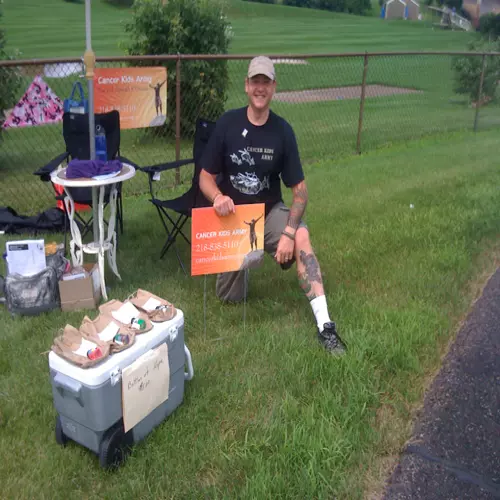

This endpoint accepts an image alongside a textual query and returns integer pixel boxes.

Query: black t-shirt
[201,107,304,214]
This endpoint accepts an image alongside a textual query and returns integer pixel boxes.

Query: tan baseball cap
[247,56,275,81]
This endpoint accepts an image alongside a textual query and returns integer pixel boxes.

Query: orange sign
[94,67,167,129]
[191,204,265,276]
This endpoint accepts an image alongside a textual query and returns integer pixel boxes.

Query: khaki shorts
[215,202,307,303]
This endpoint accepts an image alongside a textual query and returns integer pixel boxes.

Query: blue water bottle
[95,125,107,162]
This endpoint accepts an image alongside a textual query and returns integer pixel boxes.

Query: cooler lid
[48,310,184,387]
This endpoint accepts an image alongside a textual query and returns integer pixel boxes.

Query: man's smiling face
[245,74,276,112]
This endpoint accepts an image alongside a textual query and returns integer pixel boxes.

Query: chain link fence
[1,52,499,215]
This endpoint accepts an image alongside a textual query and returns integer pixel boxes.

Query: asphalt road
[383,268,500,500]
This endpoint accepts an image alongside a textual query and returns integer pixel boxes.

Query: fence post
[356,52,369,155]
[473,54,486,133]
[175,56,181,185]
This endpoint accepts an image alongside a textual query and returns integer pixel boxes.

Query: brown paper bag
[128,289,176,323]
[51,324,110,368]
[80,315,135,354]
[98,299,153,334]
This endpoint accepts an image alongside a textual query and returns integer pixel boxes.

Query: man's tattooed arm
[287,180,308,230]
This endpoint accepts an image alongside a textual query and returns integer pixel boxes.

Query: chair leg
[162,216,189,255]
[159,230,176,259]
[153,204,191,274]
[171,215,190,246]
[174,242,187,276]
[158,226,187,276]
[159,209,190,245]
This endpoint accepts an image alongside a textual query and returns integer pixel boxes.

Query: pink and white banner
[3,75,63,129]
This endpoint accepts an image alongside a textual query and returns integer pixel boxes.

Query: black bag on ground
[0,206,67,235]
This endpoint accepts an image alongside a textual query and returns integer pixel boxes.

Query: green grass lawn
[1,129,500,499]
[2,0,475,59]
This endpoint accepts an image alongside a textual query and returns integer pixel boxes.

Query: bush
[102,0,135,6]
[63,0,84,4]
[242,0,275,3]
[123,0,231,137]
[452,39,500,103]
[479,13,500,41]
[283,0,369,14]
[0,16,22,127]
[283,0,311,7]
[345,0,371,15]
[313,0,346,11]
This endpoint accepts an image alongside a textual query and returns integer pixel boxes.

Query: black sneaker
[318,322,347,355]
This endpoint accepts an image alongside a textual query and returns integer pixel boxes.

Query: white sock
[310,295,331,333]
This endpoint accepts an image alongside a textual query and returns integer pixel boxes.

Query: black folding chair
[139,118,216,274]
[34,110,139,247]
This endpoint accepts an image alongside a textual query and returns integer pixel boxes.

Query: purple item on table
[66,159,122,179]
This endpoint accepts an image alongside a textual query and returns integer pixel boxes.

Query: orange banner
[191,204,265,276]
[94,67,167,129]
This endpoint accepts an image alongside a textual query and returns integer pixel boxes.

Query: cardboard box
[59,263,101,312]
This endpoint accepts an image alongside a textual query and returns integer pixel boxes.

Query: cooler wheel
[55,415,68,447]
[99,424,127,469]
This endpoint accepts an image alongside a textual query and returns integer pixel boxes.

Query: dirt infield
[273,84,423,103]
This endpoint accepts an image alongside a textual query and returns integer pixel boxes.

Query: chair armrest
[33,152,69,181]
[139,158,194,175]
[118,155,140,170]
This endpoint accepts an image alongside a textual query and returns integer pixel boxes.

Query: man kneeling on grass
[199,56,346,355]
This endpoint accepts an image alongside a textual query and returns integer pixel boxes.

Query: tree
[452,39,500,104]
[123,0,231,137]
[478,13,500,41]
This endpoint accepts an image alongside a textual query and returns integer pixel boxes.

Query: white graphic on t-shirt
[230,153,242,166]
[229,148,255,167]
[239,149,255,166]
[230,172,270,195]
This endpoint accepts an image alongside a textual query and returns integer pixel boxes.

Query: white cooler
[48,309,193,468]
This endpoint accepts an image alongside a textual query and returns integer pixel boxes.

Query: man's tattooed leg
[298,250,324,301]
[298,271,316,300]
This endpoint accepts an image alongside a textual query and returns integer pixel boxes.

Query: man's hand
[275,234,295,265]
[213,195,235,217]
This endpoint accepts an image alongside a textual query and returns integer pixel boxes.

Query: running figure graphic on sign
[243,214,263,251]
[150,79,167,116]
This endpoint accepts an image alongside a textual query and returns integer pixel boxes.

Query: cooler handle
[184,344,194,381]
[54,372,83,407]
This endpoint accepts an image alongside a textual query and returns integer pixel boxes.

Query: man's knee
[216,271,247,303]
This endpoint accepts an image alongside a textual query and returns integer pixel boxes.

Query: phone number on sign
[195,241,241,252]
